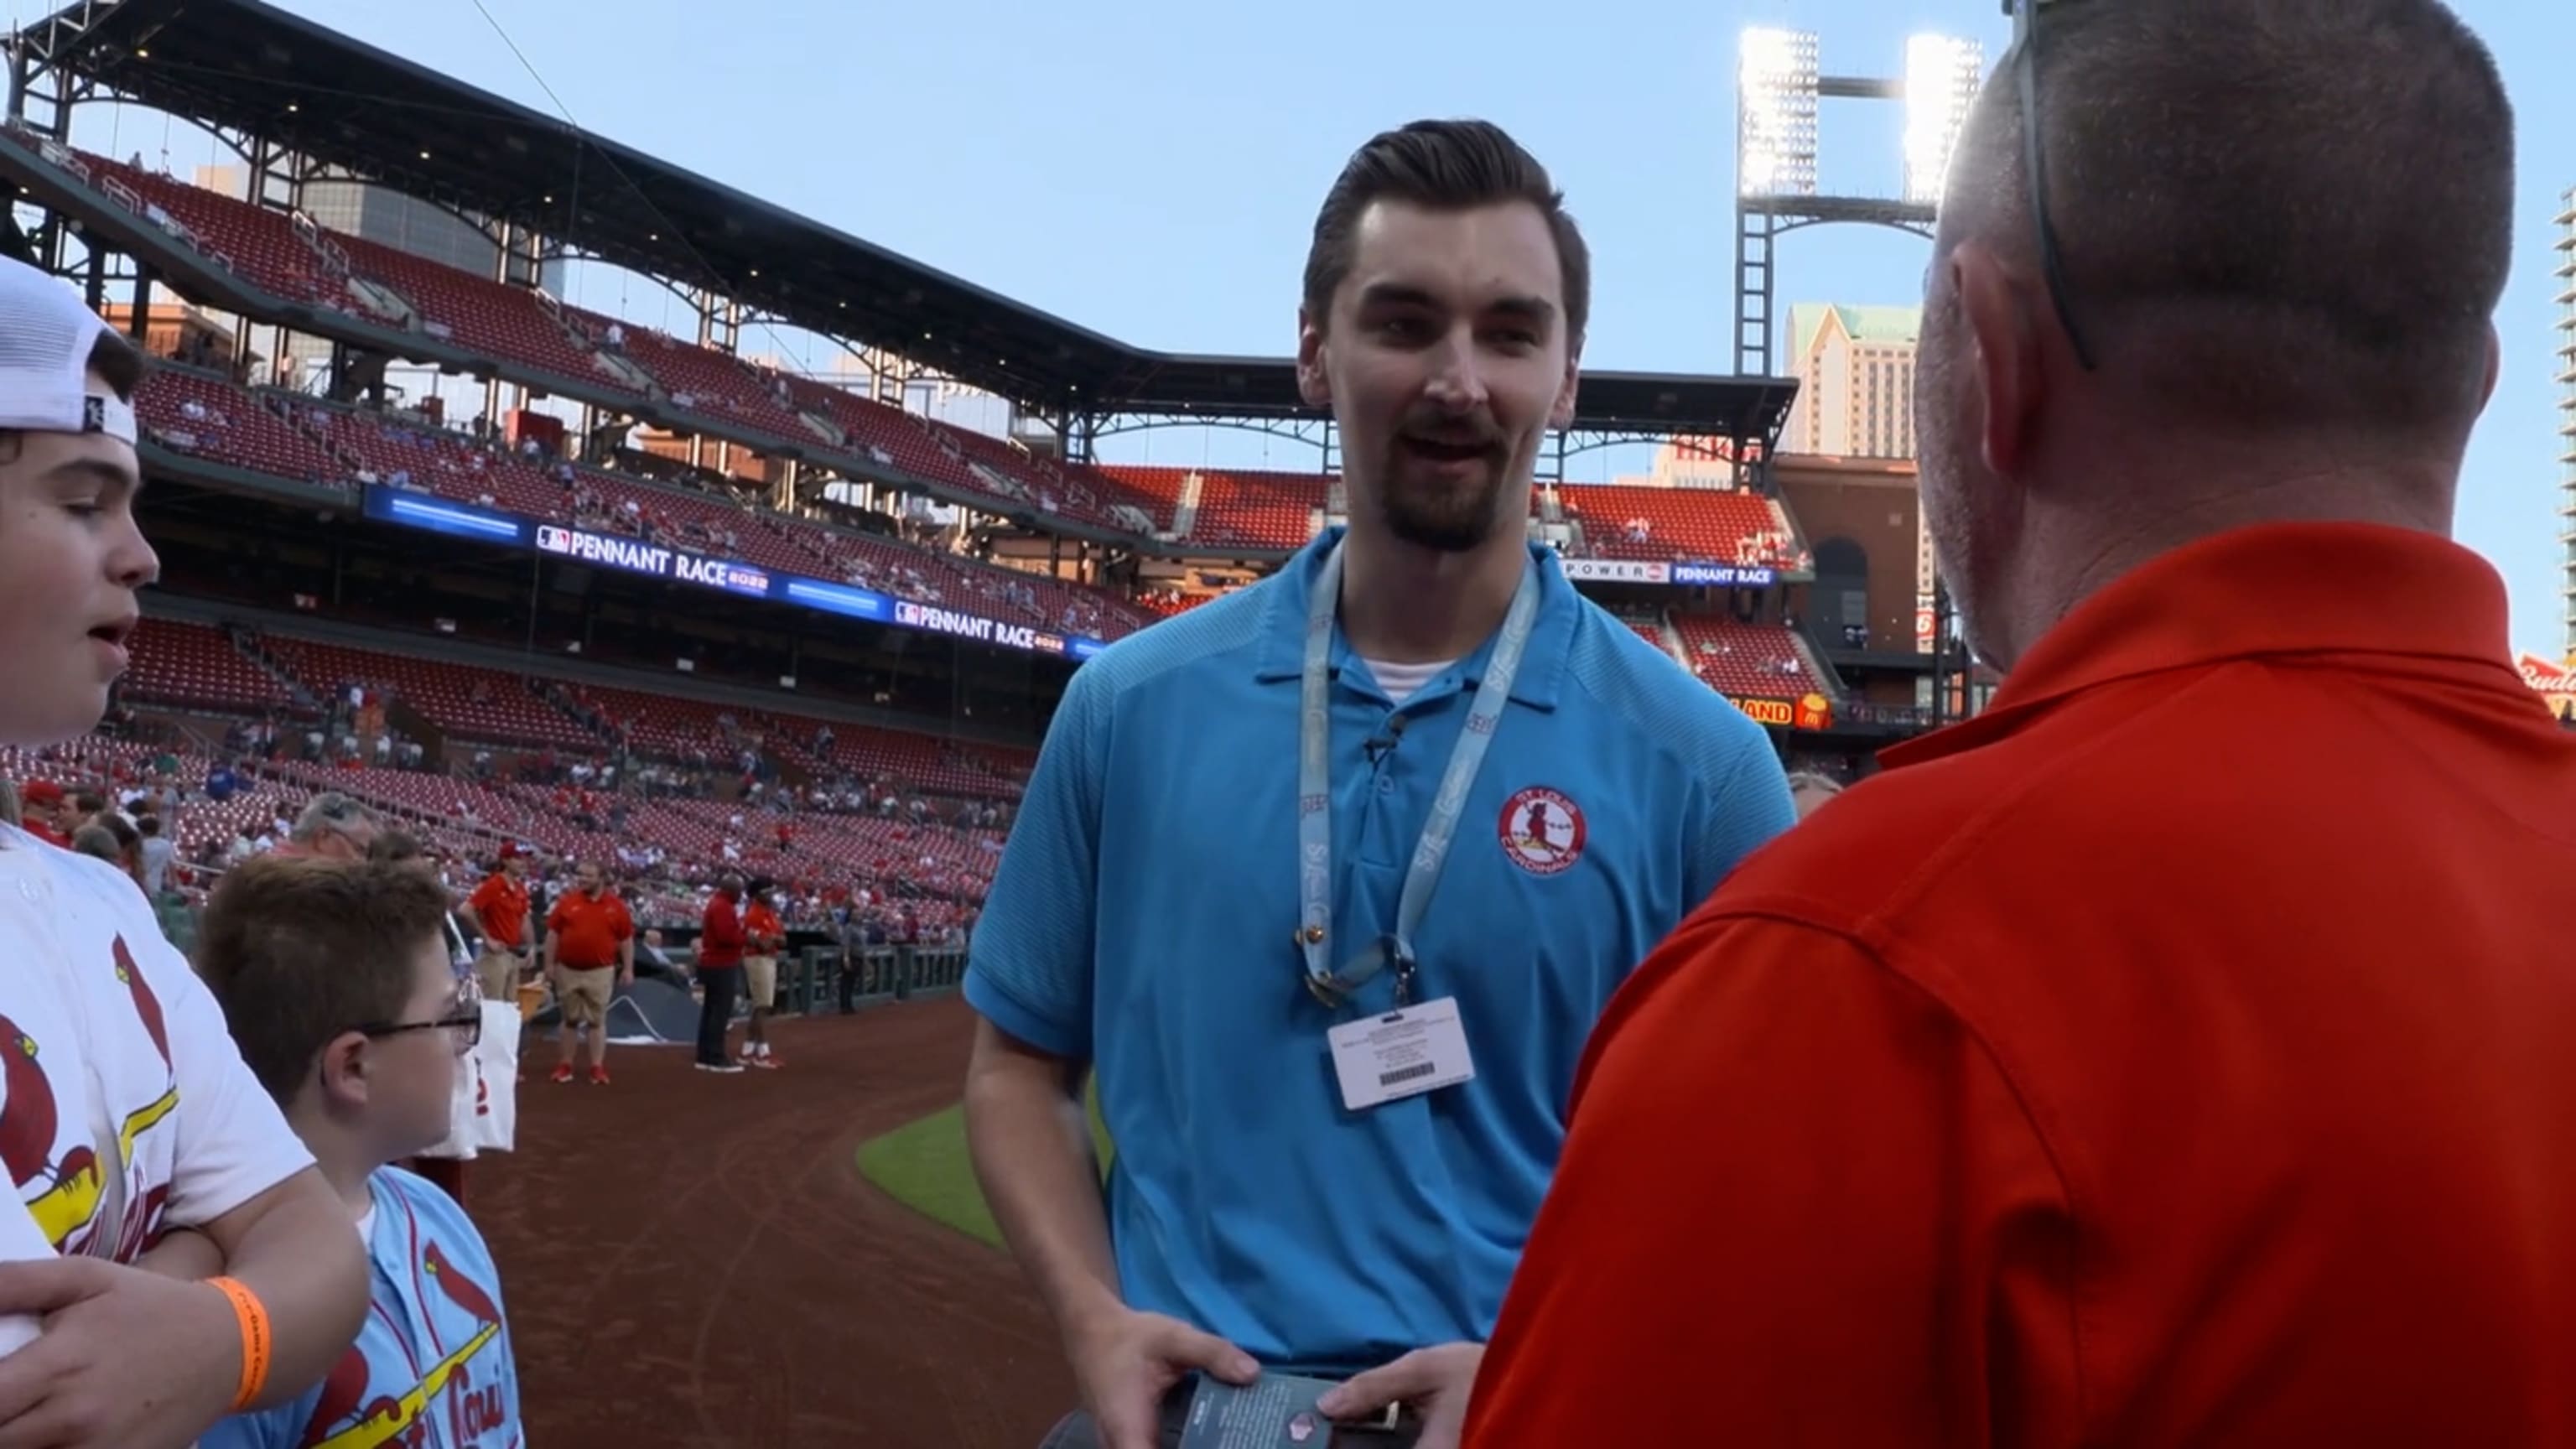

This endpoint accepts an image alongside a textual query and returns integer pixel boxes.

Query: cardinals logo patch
[1498,787,1587,877]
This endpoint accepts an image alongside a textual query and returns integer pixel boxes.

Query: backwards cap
[0,255,135,447]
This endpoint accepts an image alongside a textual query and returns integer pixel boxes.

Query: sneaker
[587,1065,611,1086]
[749,1053,780,1070]
[549,1062,574,1084]
[695,1062,744,1074]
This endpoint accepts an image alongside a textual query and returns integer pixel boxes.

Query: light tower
[1732,29,1983,380]
[2558,184,2576,659]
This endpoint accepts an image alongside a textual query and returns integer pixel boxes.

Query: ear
[315,1030,371,1111]
[1548,338,1582,431]
[1296,307,1332,411]
[1950,243,2045,480]
[2478,322,2501,412]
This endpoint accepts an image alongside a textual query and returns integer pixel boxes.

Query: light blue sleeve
[963,659,1110,1061]
[1685,711,1799,903]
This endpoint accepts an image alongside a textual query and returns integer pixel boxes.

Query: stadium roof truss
[3,0,1798,480]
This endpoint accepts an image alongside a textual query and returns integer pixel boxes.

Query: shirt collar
[1883,521,2521,768]
[1252,525,1578,709]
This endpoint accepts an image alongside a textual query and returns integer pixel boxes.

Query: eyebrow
[44,457,143,497]
[1354,282,1559,325]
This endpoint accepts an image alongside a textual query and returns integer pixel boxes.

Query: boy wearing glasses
[192,855,524,1448]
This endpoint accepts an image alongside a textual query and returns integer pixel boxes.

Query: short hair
[366,829,424,865]
[69,824,120,864]
[195,855,456,1103]
[290,791,380,844]
[1303,118,1592,344]
[1950,0,2511,433]
[86,329,143,402]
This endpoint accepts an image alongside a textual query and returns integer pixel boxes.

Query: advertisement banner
[1559,557,1673,584]
[363,486,1107,663]
[1671,561,1779,589]
[2518,653,2576,723]
[1726,693,1837,731]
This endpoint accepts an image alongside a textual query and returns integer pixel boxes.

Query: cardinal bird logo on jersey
[301,1216,512,1449]
[113,936,172,1070]
[104,934,179,1257]
[0,1012,101,1253]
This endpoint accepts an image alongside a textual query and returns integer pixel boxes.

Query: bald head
[1939,0,2511,435]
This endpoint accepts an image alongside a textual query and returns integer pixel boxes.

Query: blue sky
[42,0,2573,657]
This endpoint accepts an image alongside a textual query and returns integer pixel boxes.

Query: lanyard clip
[1385,934,1416,1007]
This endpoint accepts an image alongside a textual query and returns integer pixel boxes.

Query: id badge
[1327,996,1476,1112]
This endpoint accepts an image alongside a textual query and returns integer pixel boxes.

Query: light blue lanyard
[1296,538,1543,1007]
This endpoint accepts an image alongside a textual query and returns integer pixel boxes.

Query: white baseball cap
[0,255,136,446]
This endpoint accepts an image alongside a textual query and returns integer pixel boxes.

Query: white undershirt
[1362,656,1457,704]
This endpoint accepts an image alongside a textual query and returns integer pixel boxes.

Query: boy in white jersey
[193,854,524,1448]
[0,257,367,1443]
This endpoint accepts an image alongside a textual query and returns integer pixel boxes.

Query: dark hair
[1303,119,1591,344]
[195,855,457,1102]
[87,329,143,402]
[1960,0,2511,432]
[367,828,424,865]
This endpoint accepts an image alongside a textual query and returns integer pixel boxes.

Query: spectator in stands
[190,855,523,1449]
[1465,3,2576,1444]
[539,861,634,1087]
[693,871,747,1074]
[15,778,73,847]
[737,877,785,1070]
[0,777,17,828]
[0,253,366,1442]
[965,120,1794,1449]
[136,812,176,894]
[461,844,533,1006]
[275,791,382,860]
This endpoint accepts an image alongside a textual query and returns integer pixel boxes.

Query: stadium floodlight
[1737,28,1820,199]
[1903,34,1987,206]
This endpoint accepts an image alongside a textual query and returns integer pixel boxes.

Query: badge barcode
[1378,1062,1437,1087]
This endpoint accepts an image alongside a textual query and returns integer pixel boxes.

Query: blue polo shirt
[966,527,1794,1371]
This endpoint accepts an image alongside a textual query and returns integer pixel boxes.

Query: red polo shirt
[1467,523,2576,1448]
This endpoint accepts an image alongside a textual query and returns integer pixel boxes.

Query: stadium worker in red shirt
[737,878,786,1070]
[541,860,634,1086]
[693,871,748,1074]
[0,254,368,1446]
[1466,1,2576,1446]
[460,844,532,1007]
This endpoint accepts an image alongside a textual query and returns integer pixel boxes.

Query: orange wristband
[205,1275,272,1412]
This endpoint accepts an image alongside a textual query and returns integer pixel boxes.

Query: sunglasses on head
[2000,0,2097,371]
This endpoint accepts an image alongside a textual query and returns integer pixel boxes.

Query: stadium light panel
[1903,34,1987,206]
[1738,27,1820,199]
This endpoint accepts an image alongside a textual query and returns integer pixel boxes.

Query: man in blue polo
[963,118,1795,1449]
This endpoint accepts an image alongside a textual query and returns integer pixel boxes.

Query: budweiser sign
[2518,653,2576,723]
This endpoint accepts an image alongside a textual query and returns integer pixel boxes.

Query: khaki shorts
[744,955,778,1010]
[475,949,521,1005]
[554,966,615,1029]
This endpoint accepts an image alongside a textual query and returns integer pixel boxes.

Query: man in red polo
[540,860,632,1086]
[693,872,745,1075]
[1460,1,2575,1446]
[461,844,531,1007]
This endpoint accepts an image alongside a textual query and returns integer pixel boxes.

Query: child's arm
[133,1225,224,1281]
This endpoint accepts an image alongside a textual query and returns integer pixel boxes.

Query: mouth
[1399,434,1496,466]
[86,617,138,654]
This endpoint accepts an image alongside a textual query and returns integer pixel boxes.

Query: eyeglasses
[2003,0,2097,371]
[355,1008,481,1055]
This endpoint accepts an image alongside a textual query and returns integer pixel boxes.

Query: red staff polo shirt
[1467,522,2576,1449]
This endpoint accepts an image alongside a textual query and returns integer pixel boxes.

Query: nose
[107,514,159,590]
[1419,327,1491,415]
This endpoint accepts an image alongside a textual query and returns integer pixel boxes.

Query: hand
[0,1257,241,1449]
[1317,1342,1485,1449]
[619,966,635,987]
[1064,1304,1258,1449]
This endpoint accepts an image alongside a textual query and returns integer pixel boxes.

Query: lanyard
[1296,538,1542,1007]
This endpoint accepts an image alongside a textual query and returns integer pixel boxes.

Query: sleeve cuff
[963,967,1088,1062]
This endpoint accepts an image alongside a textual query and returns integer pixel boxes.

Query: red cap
[18,781,63,808]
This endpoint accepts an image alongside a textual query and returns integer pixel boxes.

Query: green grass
[855,1084,1112,1249]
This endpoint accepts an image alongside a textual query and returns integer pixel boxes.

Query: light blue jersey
[967,528,1794,1371]
[200,1166,520,1449]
